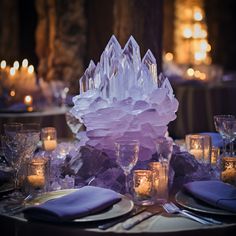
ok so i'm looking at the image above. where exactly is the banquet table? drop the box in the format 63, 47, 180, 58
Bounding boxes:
0, 106, 72, 138
0, 198, 236, 236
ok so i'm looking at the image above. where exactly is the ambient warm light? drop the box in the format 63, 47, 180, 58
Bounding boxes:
187, 68, 194, 76
183, 27, 192, 38
13, 61, 20, 70
10, 90, 16, 97
194, 11, 203, 21
165, 52, 174, 62
0, 60, 6, 69
9, 67, 16, 76
24, 95, 33, 106
28, 65, 34, 74
194, 52, 206, 61
22, 59, 28, 68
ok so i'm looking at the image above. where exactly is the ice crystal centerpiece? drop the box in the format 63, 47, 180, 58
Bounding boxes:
69, 35, 178, 161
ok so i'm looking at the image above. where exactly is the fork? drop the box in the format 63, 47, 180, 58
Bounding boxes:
162, 202, 213, 225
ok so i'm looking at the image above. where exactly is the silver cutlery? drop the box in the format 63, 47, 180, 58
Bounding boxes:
122, 209, 160, 230
162, 202, 213, 225
98, 206, 146, 230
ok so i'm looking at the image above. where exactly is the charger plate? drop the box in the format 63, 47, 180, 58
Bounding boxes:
175, 190, 236, 216
26, 189, 134, 222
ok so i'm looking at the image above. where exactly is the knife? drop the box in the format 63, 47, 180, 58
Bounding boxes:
122, 209, 160, 230
98, 206, 146, 230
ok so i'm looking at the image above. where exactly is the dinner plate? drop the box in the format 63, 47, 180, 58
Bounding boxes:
26, 189, 134, 222
175, 190, 236, 216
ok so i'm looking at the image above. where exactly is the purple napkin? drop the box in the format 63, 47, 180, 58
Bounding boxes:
23, 186, 121, 222
184, 180, 236, 213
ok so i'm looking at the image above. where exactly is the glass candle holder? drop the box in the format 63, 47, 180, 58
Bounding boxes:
221, 157, 236, 186
133, 170, 153, 205
149, 161, 169, 204
26, 157, 48, 194
211, 146, 220, 165
185, 134, 212, 164
41, 127, 57, 151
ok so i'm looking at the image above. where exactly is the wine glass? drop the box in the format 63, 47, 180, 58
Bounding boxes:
214, 115, 235, 155
115, 140, 139, 194
222, 119, 236, 156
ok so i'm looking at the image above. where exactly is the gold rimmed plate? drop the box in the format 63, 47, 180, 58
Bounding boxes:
26, 189, 134, 222
175, 190, 236, 216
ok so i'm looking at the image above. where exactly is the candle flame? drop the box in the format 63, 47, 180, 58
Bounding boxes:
28, 65, 34, 74
10, 90, 16, 97
0, 60, 6, 69
22, 59, 28, 68
13, 61, 20, 70
24, 95, 33, 105
9, 67, 16, 76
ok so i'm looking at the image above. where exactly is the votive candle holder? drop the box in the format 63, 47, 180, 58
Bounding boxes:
41, 127, 57, 151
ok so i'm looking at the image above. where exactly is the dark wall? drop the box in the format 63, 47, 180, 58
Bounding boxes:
205, 0, 236, 71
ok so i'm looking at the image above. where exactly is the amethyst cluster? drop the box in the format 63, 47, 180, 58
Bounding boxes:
68, 35, 179, 161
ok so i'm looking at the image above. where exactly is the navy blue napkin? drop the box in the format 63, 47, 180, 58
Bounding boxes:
23, 186, 121, 222
184, 180, 236, 213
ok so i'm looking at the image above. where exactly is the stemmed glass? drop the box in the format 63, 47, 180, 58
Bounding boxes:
115, 140, 139, 194
221, 119, 236, 156
214, 115, 235, 155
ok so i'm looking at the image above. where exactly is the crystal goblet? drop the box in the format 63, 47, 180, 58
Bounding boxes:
222, 119, 236, 156
115, 140, 139, 194
214, 115, 235, 155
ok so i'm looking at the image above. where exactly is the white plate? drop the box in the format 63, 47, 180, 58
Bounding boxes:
27, 189, 134, 222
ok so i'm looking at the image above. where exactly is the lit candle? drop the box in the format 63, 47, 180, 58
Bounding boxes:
43, 137, 57, 151
27, 175, 45, 188
41, 127, 57, 151
28, 65, 34, 74
133, 170, 153, 203
24, 95, 33, 106
221, 157, 236, 186
22, 58, 28, 68
0, 60, 6, 70
13, 61, 20, 70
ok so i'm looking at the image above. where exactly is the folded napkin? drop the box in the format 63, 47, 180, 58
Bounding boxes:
23, 186, 121, 222
184, 180, 236, 213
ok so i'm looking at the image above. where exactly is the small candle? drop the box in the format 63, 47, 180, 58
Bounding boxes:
27, 175, 45, 188
133, 170, 153, 205
43, 138, 57, 151
41, 127, 57, 151
0, 60, 6, 69
221, 157, 236, 186
24, 95, 33, 106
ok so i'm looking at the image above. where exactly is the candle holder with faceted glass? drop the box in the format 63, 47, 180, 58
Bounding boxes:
115, 140, 139, 195
214, 115, 235, 156
185, 134, 212, 165
26, 157, 49, 198
221, 157, 236, 186
133, 170, 153, 205
41, 127, 57, 151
